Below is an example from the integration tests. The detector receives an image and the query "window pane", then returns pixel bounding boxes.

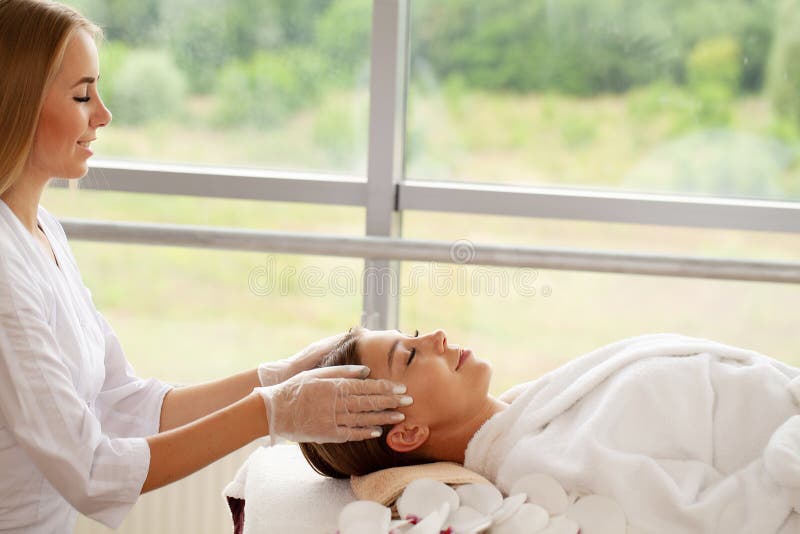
[62,0,372,175]
[399,263,800,395]
[407,1,800,201]
[42,187,364,235]
[70,242,363,383]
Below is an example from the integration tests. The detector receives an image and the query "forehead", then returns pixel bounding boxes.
[55,29,99,82]
[357,330,400,366]
[358,329,399,352]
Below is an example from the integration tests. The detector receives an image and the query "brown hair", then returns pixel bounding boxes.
[0,0,102,196]
[299,327,435,478]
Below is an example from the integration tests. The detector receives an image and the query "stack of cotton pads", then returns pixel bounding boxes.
[336,472,628,534]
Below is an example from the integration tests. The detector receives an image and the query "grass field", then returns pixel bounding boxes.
[42,90,800,393]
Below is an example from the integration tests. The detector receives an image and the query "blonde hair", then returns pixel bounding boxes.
[0,0,101,196]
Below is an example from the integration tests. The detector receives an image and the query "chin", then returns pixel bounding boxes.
[475,355,493,374]
[62,165,89,179]
[472,358,493,389]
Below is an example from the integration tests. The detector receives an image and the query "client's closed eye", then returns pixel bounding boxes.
[407,330,419,366]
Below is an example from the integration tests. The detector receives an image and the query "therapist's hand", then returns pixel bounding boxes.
[255,365,412,444]
[257,333,345,387]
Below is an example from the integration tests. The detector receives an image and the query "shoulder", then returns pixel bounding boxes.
[0,236,47,311]
[0,205,53,307]
[0,208,31,277]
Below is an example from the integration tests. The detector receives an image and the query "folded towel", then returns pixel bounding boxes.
[351,461,492,507]
[223,443,355,533]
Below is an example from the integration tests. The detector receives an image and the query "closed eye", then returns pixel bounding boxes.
[407,329,419,366]
[73,96,91,103]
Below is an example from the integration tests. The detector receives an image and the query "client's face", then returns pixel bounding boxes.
[356,329,493,453]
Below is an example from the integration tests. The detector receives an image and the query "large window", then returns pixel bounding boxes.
[406,1,800,201]
[54,0,800,396]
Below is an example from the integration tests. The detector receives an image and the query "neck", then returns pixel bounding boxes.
[1,172,49,233]
[420,396,508,464]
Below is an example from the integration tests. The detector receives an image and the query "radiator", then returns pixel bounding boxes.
[75,443,260,534]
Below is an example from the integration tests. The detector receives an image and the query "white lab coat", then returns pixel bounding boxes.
[0,201,173,533]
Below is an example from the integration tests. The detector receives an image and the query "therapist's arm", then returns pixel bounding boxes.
[143,390,267,493]
[157,369,260,432]
[143,368,408,493]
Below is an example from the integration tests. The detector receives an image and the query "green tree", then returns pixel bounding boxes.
[107,49,187,125]
[315,0,372,87]
[686,36,741,126]
[214,48,325,128]
[411,0,776,96]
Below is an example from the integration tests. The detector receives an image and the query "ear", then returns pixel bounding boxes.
[385,423,430,453]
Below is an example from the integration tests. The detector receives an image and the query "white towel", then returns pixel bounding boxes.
[465,333,800,533]
[223,443,355,534]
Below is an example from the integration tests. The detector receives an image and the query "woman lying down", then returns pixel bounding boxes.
[299,328,800,533]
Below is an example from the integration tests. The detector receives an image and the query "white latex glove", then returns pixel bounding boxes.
[257,333,345,387]
[256,365,412,444]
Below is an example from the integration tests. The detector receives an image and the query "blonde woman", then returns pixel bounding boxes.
[0,1,410,531]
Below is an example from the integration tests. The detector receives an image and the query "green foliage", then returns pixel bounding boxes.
[687,37,742,92]
[64,0,785,111]
[315,0,372,87]
[156,0,372,100]
[312,94,367,167]
[106,50,187,125]
[161,0,233,93]
[686,37,741,126]
[412,0,776,96]
[767,0,800,129]
[97,40,130,108]
[81,0,163,45]
[214,49,325,128]
[272,0,335,44]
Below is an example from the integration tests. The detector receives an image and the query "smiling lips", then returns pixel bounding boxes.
[456,348,472,371]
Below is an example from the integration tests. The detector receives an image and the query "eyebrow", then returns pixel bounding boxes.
[71,75,98,88]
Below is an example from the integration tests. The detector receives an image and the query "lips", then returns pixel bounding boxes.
[456,348,472,371]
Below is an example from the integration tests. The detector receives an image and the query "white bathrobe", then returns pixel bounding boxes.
[0,201,173,533]
[465,333,800,533]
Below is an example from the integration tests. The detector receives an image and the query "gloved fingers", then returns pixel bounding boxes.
[344,393,413,412]
[315,426,384,444]
[337,410,405,429]
[338,377,407,396]
[298,365,371,380]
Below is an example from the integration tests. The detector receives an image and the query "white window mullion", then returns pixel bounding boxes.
[362,0,410,329]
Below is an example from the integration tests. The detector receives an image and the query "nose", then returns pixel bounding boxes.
[425,329,447,354]
[91,94,112,128]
